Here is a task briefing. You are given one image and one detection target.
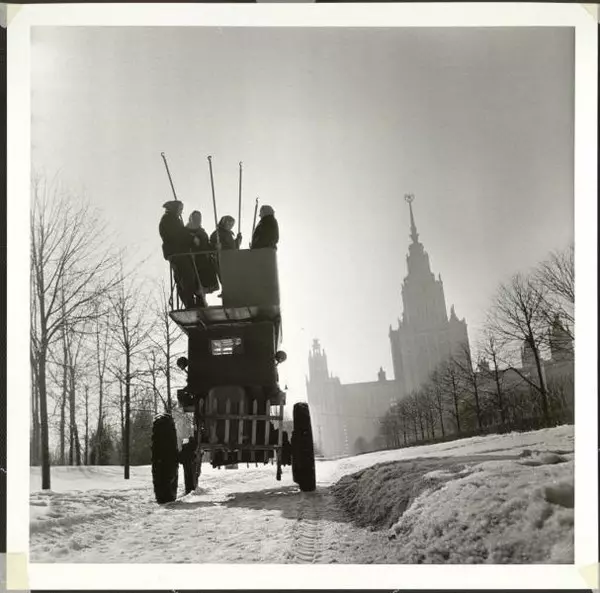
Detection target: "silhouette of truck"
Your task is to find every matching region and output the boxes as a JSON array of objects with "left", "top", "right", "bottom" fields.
[{"left": 151, "top": 247, "right": 316, "bottom": 503}]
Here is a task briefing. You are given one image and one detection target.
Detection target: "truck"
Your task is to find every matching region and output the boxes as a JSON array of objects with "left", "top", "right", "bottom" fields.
[{"left": 151, "top": 246, "right": 316, "bottom": 503}]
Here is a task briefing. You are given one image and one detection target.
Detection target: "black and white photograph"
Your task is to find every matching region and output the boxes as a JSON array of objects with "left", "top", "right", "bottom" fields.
[{"left": 5, "top": 2, "right": 598, "bottom": 590}]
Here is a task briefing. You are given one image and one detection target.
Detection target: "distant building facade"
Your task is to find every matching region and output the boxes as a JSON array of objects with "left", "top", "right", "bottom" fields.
[
  {"left": 306, "top": 195, "right": 470, "bottom": 457},
  {"left": 306, "top": 339, "right": 399, "bottom": 457}
]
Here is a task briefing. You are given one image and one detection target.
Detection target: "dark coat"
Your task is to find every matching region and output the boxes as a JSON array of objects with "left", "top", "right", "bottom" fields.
[
  {"left": 187, "top": 225, "right": 219, "bottom": 293},
  {"left": 251, "top": 214, "right": 279, "bottom": 250},
  {"left": 210, "top": 227, "right": 240, "bottom": 250},
  {"left": 187, "top": 225, "right": 212, "bottom": 252},
  {"left": 159, "top": 211, "right": 197, "bottom": 307},
  {"left": 159, "top": 211, "right": 193, "bottom": 260}
]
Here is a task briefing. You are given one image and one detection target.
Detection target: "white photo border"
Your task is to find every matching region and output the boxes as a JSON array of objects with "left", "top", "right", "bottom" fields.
[{"left": 7, "top": 2, "right": 598, "bottom": 590}]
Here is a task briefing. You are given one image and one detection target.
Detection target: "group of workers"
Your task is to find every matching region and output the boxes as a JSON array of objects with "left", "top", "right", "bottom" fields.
[{"left": 159, "top": 199, "right": 279, "bottom": 308}]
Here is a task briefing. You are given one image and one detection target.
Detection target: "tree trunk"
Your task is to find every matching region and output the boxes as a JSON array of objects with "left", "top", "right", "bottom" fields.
[
  {"left": 491, "top": 353, "right": 506, "bottom": 426},
  {"left": 453, "top": 393, "right": 461, "bottom": 434},
  {"left": 428, "top": 407, "right": 436, "bottom": 439},
  {"left": 529, "top": 336, "right": 550, "bottom": 424},
  {"left": 401, "top": 415, "right": 408, "bottom": 446},
  {"left": 68, "top": 366, "right": 82, "bottom": 466},
  {"left": 451, "top": 378, "right": 461, "bottom": 435},
  {"left": 472, "top": 376, "right": 483, "bottom": 430},
  {"left": 30, "top": 363, "right": 41, "bottom": 465},
  {"left": 124, "top": 355, "right": 131, "bottom": 480},
  {"left": 423, "top": 409, "right": 431, "bottom": 439},
  {"left": 452, "top": 385, "right": 461, "bottom": 435},
  {"left": 436, "top": 393, "right": 445, "bottom": 437},
  {"left": 152, "top": 369, "right": 158, "bottom": 415},
  {"left": 60, "top": 354, "right": 67, "bottom": 465},
  {"left": 85, "top": 385, "right": 89, "bottom": 465},
  {"left": 417, "top": 409, "right": 425, "bottom": 441},
  {"left": 38, "top": 352, "right": 51, "bottom": 489},
  {"left": 69, "top": 374, "right": 74, "bottom": 466},
  {"left": 95, "top": 376, "right": 104, "bottom": 464},
  {"left": 119, "top": 379, "right": 125, "bottom": 463}
]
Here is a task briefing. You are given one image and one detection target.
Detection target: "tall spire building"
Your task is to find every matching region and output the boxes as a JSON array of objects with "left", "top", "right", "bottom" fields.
[{"left": 389, "top": 195, "right": 470, "bottom": 396}]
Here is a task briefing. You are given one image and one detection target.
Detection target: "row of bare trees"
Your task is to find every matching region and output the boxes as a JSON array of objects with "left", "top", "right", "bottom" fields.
[
  {"left": 30, "top": 176, "right": 185, "bottom": 489},
  {"left": 380, "top": 243, "right": 574, "bottom": 449}
]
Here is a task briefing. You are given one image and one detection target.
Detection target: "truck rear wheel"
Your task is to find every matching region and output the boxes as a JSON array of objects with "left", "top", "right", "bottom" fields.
[
  {"left": 152, "top": 414, "right": 179, "bottom": 504},
  {"left": 182, "top": 438, "right": 202, "bottom": 494},
  {"left": 291, "top": 402, "right": 316, "bottom": 492}
]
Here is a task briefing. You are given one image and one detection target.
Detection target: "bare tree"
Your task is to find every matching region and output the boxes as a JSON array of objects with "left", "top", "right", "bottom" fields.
[
  {"left": 30, "top": 275, "right": 42, "bottom": 465},
  {"left": 487, "top": 272, "right": 551, "bottom": 424},
  {"left": 30, "top": 176, "right": 119, "bottom": 489},
  {"left": 83, "top": 383, "right": 90, "bottom": 464},
  {"left": 148, "top": 283, "right": 185, "bottom": 413},
  {"left": 110, "top": 271, "right": 150, "bottom": 479},
  {"left": 91, "top": 302, "right": 113, "bottom": 463},
  {"left": 439, "top": 359, "right": 463, "bottom": 435},
  {"left": 421, "top": 387, "right": 438, "bottom": 440},
  {"left": 59, "top": 324, "right": 68, "bottom": 464},
  {"left": 479, "top": 332, "right": 508, "bottom": 427},
  {"left": 64, "top": 318, "right": 87, "bottom": 466},
  {"left": 536, "top": 243, "right": 574, "bottom": 336},
  {"left": 145, "top": 349, "right": 161, "bottom": 416},
  {"left": 427, "top": 370, "right": 446, "bottom": 438},
  {"left": 403, "top": 394, "right": 421, "bottom": 443},
  {"left": 140, "top": 348, "right": 172, "bottom": 416},
  {"left": 451, "top": 343, "right": 483, "bottom": 431}
]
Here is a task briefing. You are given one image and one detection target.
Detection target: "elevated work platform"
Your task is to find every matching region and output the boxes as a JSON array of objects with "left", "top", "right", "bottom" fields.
[
  {"left": 170, "top": 304, "right": 280, "bottom": 332},
  {"left": 168, "top": 247, "right": 281, "bottom": 334}
]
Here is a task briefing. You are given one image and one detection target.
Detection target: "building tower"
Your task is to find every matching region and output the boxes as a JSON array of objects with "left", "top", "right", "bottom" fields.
[
  {"left": 308, "top": 339, "right": 330, "bottom": 382},
  {"left": 305, "top": 339, "right": 346, "bottom": 457},
  {"left": 389, "top": 194, "right": 470, "bottom": 396}
]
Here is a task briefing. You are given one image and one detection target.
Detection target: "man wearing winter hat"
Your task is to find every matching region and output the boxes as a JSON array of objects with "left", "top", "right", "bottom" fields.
[
  {"left": 250, "top": 204, "right": 279, "bottom": 250},
  {"left": 159, "top": 200, "right": 198, "bottom": 308}
]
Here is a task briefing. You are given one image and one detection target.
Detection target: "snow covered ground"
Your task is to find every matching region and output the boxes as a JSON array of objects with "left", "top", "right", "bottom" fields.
[{"left": 29, "top": 425, "right": 574, "bottom": 563}]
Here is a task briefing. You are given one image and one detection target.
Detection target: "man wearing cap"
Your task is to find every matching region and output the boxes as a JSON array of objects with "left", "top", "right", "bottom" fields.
[
  {"left": 250, "top": 205, "right": 279, "bottom": 250},
  {"left": 159, "top": 200, "right": 198, "bottom": 308}
]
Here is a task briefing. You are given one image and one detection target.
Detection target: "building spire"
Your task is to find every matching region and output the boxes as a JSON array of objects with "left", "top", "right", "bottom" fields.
[{"left": 404, "top": 193, "right": 419, "bottom": 244}]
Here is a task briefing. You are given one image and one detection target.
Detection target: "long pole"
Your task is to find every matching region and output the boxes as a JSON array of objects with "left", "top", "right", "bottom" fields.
[
  {"left": 161, "top": 152, "right": 178, "bottom": 201},
  {"left": 161, "top": 152, "right": 182, "bottom": 223},
  {"left": 238, "top": 161, "right": 243, "bottom": 236},
  {"left": 251, "top": 196, "right": 259, "bottom": 247},
  {"left": 207, "top": 156, "right": 221, "bottom": 250}
]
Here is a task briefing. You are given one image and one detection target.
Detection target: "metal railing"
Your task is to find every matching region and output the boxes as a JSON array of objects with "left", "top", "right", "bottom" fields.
[
  {"left": 198, "top": 395, "right": 286, "bottom": 466},
  {"left": 167, "top": 249, "right": 219, "bottom": 311}
]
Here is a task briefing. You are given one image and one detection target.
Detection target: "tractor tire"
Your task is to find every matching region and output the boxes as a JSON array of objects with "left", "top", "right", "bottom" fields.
[
  {"left": 182, "top": 439, "right": 202, "bottom": 495},
  {"left": 151, "top": 414, "right": 179, "bottom": 504},
  {"left": 291, "top": 402, "right": 316, "bottom": 492}
]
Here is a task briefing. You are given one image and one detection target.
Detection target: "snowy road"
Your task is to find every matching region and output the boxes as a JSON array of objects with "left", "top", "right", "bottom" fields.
[
  {"left": 30, "top": 464, "right": 385, "bottom": 563},
  {"left": 30, "top": 425, "right": 574, "bottom": 563}
]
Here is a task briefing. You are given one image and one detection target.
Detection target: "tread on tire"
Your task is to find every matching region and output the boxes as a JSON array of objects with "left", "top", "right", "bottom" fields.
[
  {"left": 152, "top": 413, "right": 179, "bottom": 504},
  {"left": 291, "top": 402, "right": 316, "bottom": 492}
]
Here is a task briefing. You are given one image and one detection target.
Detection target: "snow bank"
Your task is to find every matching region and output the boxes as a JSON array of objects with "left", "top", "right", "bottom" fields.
[
  {"left": 332, "top": 445, "right": 574, "bottom": 563},
  {"left": 389, "top": 453, "right": 574, "bottom": 563}
]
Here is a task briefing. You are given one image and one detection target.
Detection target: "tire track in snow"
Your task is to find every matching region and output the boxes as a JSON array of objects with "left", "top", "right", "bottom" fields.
[{"left": 291, "top": 491, "right": 325, "bottom": 563}]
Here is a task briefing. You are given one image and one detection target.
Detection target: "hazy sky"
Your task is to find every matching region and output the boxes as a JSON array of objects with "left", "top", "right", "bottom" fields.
[{"left": 31, "top": 26, "right": 574, "bottom": 406}]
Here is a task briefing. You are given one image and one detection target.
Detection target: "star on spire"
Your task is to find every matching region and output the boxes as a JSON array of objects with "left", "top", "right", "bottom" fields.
[{"left": 404, "top": 193, "right": 419, "bottom": 244}]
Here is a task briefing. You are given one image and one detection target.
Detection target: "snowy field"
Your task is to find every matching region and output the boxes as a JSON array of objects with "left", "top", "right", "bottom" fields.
[{"left": 29, "top": 425, "right": 574, "bottom": 563}]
